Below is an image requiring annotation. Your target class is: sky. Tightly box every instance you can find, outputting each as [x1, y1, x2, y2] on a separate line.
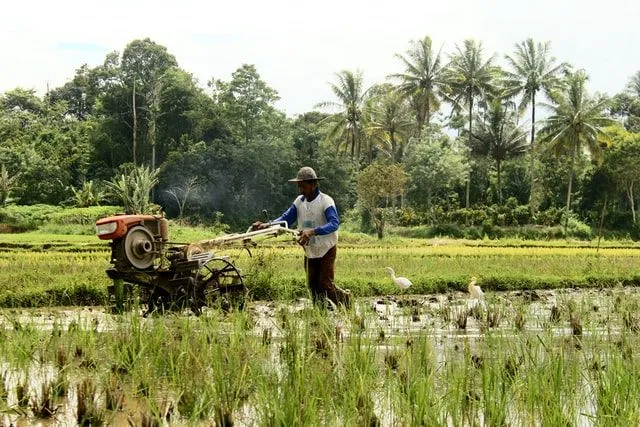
[1, 0, 639, 116]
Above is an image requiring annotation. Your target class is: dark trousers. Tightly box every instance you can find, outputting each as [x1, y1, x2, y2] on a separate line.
[304, 245, 350, 307]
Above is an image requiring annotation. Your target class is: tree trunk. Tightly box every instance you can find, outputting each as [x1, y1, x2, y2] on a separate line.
[529, 92, 537, 215]
[627, 181, 636, 223]
[465, 98, 473, 209]
[132, 79, 137, 165]
[564, 139, 576, 232]
[425, 95, 431, 129]
[497, 159, 502, 205]
[350, 127, 356, 159]
[597, 194, 607, 254]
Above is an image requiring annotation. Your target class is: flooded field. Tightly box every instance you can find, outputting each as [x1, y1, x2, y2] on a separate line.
[2, 286, 640, 426]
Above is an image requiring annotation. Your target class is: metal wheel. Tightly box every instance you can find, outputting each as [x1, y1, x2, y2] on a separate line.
[124, 226, 156, 270]
[196, 257, 246, 312]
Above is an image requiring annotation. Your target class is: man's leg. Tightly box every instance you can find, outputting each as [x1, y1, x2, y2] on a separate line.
[316, 246, 351, 308]
[304, 255, 324, 304]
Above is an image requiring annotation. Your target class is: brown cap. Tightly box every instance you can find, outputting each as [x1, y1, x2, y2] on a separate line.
[288, 166, 325, 182]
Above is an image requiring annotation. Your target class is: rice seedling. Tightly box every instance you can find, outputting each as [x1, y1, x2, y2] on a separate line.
[454, 307, 468, 330]
[623, 310, 640, 333]
[103, 374, 124, 411]
[514, 309, 526, 331]
[29, 381, 57, 418]
[486, 304, 502, 328]
[0, 371, 7, 406]
[76, 377, 106, 426]
[570, 313, 583, 336]
[15, 377, 29, 409]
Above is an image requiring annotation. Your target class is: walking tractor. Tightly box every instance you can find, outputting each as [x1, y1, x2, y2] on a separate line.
[95, 214, 298, 315]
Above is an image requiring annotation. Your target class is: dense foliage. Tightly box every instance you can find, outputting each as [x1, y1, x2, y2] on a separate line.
[1, 36, 639, 236]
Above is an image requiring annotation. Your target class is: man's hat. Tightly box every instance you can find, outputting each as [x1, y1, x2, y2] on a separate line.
[288, 166, 325, 182]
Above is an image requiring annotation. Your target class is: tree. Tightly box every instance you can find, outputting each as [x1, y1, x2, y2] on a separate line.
[165, 176, 198, 222]
[609, 71, 640, 133]
[356, 162, 407, 239]
[46, 64, 101, 120]
[444, 39, 499, 208]
[504, 39, 567, 212]
[599, 126, 640, 223]
[628, 71, 640, 97]
[404, 125, 467, 212]
[539, 70, 614, 223]
[389, 35, 445, 137]
[105, 165, 160, 214]
[0, 164, 20, 206]
[0, 88, 45, 115]
[317, 70, 367, 160]
[212, 64, 282, 145]
[364, 84, 413, 163]
[470, 99, 529, 204]
[291, 111, 328, 165]
[120, 38, 178, 165]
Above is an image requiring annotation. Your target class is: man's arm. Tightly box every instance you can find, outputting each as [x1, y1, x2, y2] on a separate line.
[274, 204, 298, 228]
[313, 206, 339, 235]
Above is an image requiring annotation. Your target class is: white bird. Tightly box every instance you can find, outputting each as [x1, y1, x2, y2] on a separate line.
[468, 276, 484, 299]
[384, 267, 413, 289]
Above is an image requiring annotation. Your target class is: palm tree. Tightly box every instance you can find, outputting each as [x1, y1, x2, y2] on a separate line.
[444, 39, 499, 208]
[539, 70, 613, 223]
[316, 70, 367, 160]
[364, 84, 413, 163]
[389, 36, 445, 137]
[627, 71, 640, 97]
[470, 99, 529, 204]
[504, 39, 568, 213]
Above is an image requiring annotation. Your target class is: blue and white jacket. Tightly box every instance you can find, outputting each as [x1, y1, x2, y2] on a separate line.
[274, 188, 339, 258]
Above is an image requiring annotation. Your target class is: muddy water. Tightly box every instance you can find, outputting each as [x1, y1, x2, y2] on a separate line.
[0, 286, 636, 426]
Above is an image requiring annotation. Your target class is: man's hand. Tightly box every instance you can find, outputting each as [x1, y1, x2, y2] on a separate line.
[298, 228, 315, 246]
[251, 221, 267, 231]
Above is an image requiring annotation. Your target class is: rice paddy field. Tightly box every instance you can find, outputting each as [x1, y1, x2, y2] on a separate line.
[2, 231, 640, 425]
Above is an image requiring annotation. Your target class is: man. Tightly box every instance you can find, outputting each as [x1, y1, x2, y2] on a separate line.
[253, 166, 351, 308]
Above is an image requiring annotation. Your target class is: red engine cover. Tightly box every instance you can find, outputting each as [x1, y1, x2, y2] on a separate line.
[96, 214, 159, 240]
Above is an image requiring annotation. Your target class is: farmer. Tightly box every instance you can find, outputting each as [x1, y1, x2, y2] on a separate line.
[252, 166, 351, 308]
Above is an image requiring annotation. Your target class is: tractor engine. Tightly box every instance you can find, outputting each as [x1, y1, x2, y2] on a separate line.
[96, 214, 169, 271]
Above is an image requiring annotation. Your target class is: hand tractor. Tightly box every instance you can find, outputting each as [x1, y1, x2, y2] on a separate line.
[95, 214, 297, 315]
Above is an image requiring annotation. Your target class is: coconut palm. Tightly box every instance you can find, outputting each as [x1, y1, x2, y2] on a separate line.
[627, 71, 640, 97]
[444, 39, 499, 207]
[470, 99, 529, 204]
[316, 70, 367, 160]
[504, 39, 568, 212]
[389, 36, 445, 137]
[364, 84, 413, 164]
[539, 70, 613, 221]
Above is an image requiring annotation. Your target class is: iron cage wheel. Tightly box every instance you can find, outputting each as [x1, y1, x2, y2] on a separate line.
[196, 257, 246, 312]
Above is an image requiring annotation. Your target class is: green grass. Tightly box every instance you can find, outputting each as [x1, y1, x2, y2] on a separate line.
[2, 231, 640, 306]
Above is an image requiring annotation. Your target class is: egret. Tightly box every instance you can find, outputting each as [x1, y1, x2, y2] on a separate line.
[468, 277, 484, 299]
[384, 267, 413, 289]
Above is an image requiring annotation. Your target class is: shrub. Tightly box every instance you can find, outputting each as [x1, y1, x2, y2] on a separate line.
[0, 204, 62, 230]
[48, 206, 122, 225]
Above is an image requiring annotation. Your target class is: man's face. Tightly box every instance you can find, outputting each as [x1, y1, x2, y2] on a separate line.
[296, 181, 317, 199]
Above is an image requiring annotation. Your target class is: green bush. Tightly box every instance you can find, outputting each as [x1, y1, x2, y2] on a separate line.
[0, 204, 63, 230]
[0, 205, 122, 233]
[563, 213, 593, 240]
[48, 206, 122, 225]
